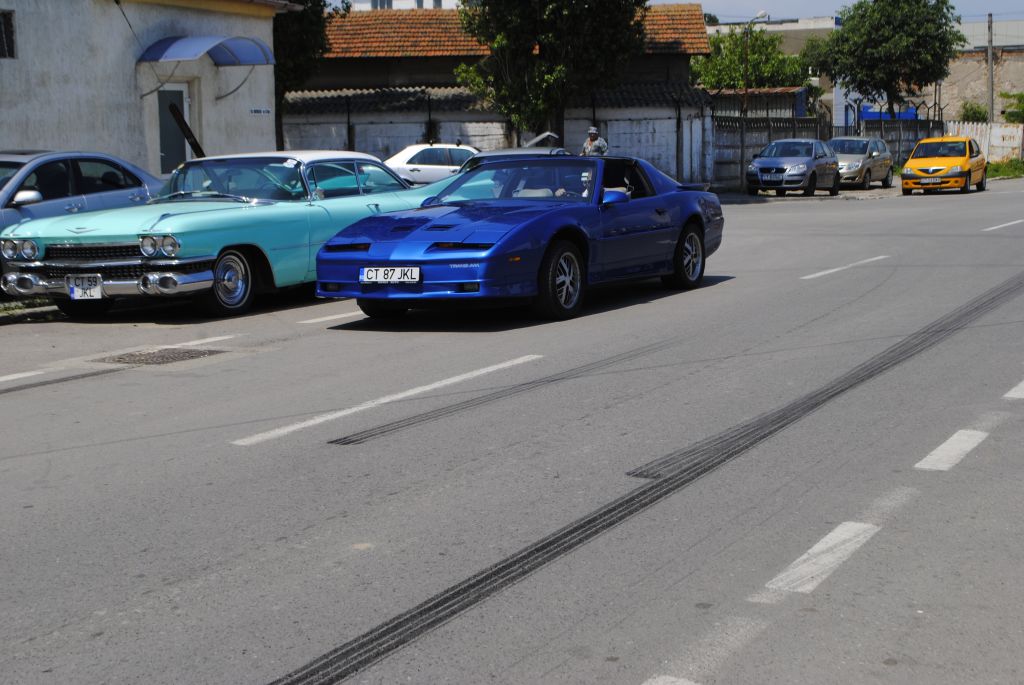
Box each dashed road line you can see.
[800,255,890,280]
[0,370,45,383]
[764,521,879,595]
[233,355,543,446]
[914,429,988,471]
[641,677,703,685]
[644,616,769,685]
[1004,378,1024,399]
[981,219,1024,232]
[172,335,237,346]
[298,311,362,324]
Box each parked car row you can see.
[1,148,724,322]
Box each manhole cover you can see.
[95,348,225,365]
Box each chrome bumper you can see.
[1,268,214,298]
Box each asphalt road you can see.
[3,179,1024,685]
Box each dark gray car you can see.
[829,136,894,189]
[0,151,162,232]
[745,138,840,197]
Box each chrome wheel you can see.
[213,252,250,309]
[662,222,706,291]
[554,252,581,309]
[682,232,703,280]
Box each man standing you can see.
[582,126,608,156]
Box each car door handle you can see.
[128,193,144,202]
[367,203,381,213]
[64,203,82,213]
[409,168,421,173]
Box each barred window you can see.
[0,12,14,59]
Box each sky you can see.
[683,0,1024,23]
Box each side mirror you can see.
[421,195,442,207]
[601,189,630,205]
[11,190,43,207]
[312,188,326,201]
[870,150,879,158]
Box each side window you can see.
[408,148,449,166]
[625,165,654,199]
[356,163,406,194]
[449,148,474,165]
[75,159,142,195]
[970,140,980,157]
[308,162,359,198]
[19,160,72,201]
[814,142,825,158]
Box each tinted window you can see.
[19,160,72,200]
[969,140,980,156]
[0,161,23,191]
[761,142,812,158]
[163,157,307,201]
[449,148,473,164]
[408,148,450,166]
[830,139,869,155]
[438,159,597,203]
[309,162,359,198]
[76,159,142,195]
[911,141,966,158]
[356,163,406,194]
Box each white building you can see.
[350,0,456,9]
[0,0,297,177]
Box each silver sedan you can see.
[745,139,840,197]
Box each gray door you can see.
[74,158,149,211]
[158,88,188,175]
[7,159,86,223]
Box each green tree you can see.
[1001,91,1024,123]
[691,27,807,90]
[273,0,348,148]
[704,13,719,26]
[819,0,965,118]
[958,100,987,122]
[456,0,648,142]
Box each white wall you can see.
[0,0,278,176]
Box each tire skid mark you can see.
[272,270,1024,685]
[0,368,124,396]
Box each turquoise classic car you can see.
[0,151,431,317]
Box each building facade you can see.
[0,0,295,176]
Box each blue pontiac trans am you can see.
[316,156,724,319]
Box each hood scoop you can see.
[390,225,415,233]
[425,224,457,231]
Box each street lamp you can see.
[741,10,767,193]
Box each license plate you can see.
[359,266,420,284]
[762,173,783,181]
[919,178,941,185]
[66,274,102,299]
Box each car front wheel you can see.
[803,172,817,196]
[860,169,871,190]
[533,240,584,320]
[662,221,705,290]
[977,170,987,191]
[203,249,256,316]
[830,172,840,196]
[882,168,893,188]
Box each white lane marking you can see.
[233,354,544,446]
[658,616,769,681]
[765,521,879,594]
[915,429,988,471]
[173,335,236,347]
[981,219,1024,232]
[0,370,46,383]
[1005,379,1024,399]
[298,311,361,324]
[800,255,890,280]
[642,677,702,685]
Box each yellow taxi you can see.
[901,136,987,195]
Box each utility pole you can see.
[988,13,994,123]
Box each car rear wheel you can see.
[882,168,894,188]
[533,240,584,320]
[662,221,705,291]
[830,172,840,196]
[802,173,817,196]
[357,299,409,319]
[977,170,987,191]
[54,298,113,320]
[203,249,255,317]
[860,169,871,190]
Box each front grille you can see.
[759,167,787,174]
[45,244,138,260]
[24,260,212,281]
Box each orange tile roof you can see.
[325,4,710,59]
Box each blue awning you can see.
[139,36,275,66]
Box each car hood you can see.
[1,200,256,239]
[752,157,812,168]
[836,153,869,163]
[326,201,559,246]
[904,156,968,171]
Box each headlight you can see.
[947,165,961,174]
[1,239,17,259]
[901,168,916,176]
[847,161,862,171]
[788,163,807,174]
[747,164,757,173]
[140,235,159,257]
[19,240,39,260]
[160,235,180,257]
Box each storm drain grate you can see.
[94,348,225,365]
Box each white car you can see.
[384,143,478,185]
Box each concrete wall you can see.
[945,121,1024,162]
[0,0,278,176]
[917,48,1024,124]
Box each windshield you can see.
[157,157,307,202]
[830,139,869,155]
[0,161,25,191]
[911,141,966,159]
[438,159,598,203]
[759,142,813,158]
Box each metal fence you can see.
[712,115,830,189]
[831,119,945,165]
